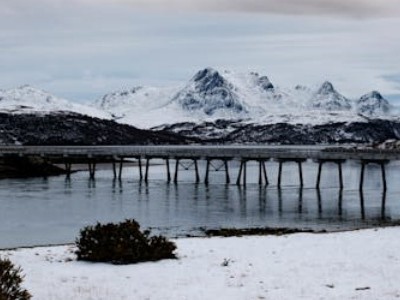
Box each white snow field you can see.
[2,227,400,300]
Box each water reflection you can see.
[0,161,400,249]
[359,189,387,221]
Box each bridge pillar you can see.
[236,160,243,185]
[315,159,346,189]
[204,158,231,185]
[174,158,180,183]
[64,162,72,178]
[118,159,123,180]
[205,159,211,185]
[236,159,249,186]
[174,157,201,183]
[138,157,143,181]
[194,159,200,183]
[112,158,124,180]
[88,161,96,179]
[258,160,269,186]
[112,162,117,179]
[165,158,171,183]
[359,159,389,191]
[277,158,307,189]
[224,160,230,184]
[145,157,151,183]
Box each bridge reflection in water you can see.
[0,158,397,248]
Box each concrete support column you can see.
[64,162,72,178]
[112,162,117,179]
[236,160,244,186]
[338,162,344,189]
[277,159,306,188]
[224,160,230,184]
[165,158,171,183]
[257,160,269,185]
[118,159,123,180]
[145,157,151,183]
[205,159,211,185]
[316,162,323,189]
[277,161,283,189]
[298,161,304,188]
[316,159,345,189]
[194,159,200,183]
[262,161,269,185]
[88,161,96,179]
[174,158,180,184]
[381,163,387,191]
[359,160,388,191]
[243,160,247,186]
[138,158,143,181]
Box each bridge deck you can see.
[0,145,395,190]
[0,145,398,161]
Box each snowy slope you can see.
[93,85,184,127]
[96,68,396,128]
[0,85,109,119]
[170,68,247,116]
[310,81,352,111]
[1,69,395,131]
[356,91,392,117]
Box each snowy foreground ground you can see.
[2,228,400,300]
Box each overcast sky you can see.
[0,0,399,102]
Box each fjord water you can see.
[0,160,399,249]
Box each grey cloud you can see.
[2,0,400,18]
[115,0,400,18]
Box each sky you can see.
[0,0,400,103]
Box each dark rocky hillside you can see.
[0,112,192,145]
[157,119,400,145]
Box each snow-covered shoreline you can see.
[2,227,400,300]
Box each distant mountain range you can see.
[0,68,398,145]
[95,68,395,128]
[0,68,395,128]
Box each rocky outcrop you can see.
[171,68,246,115]
[0,112,192,146]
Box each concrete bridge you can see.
[0,145,398,190]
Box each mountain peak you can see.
[257,75,274,91]
[317,81,335,94]
[363,90,383,100]
[357,90,390,116]
[191,68,226,91]
[311,81,351,111]
[172,68,246,115]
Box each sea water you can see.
[0,160,398,249]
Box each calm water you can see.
[1,160,399,249]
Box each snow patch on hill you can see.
[0,85,109,119]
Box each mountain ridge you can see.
[0,68,397,131]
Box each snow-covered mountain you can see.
[310,81,352,111]
[171,68,246,116]
[356,91,391,117]
[1,68,396,132]
[0,85,109,119]
[1,69,399,145]
[95,68,395,128]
